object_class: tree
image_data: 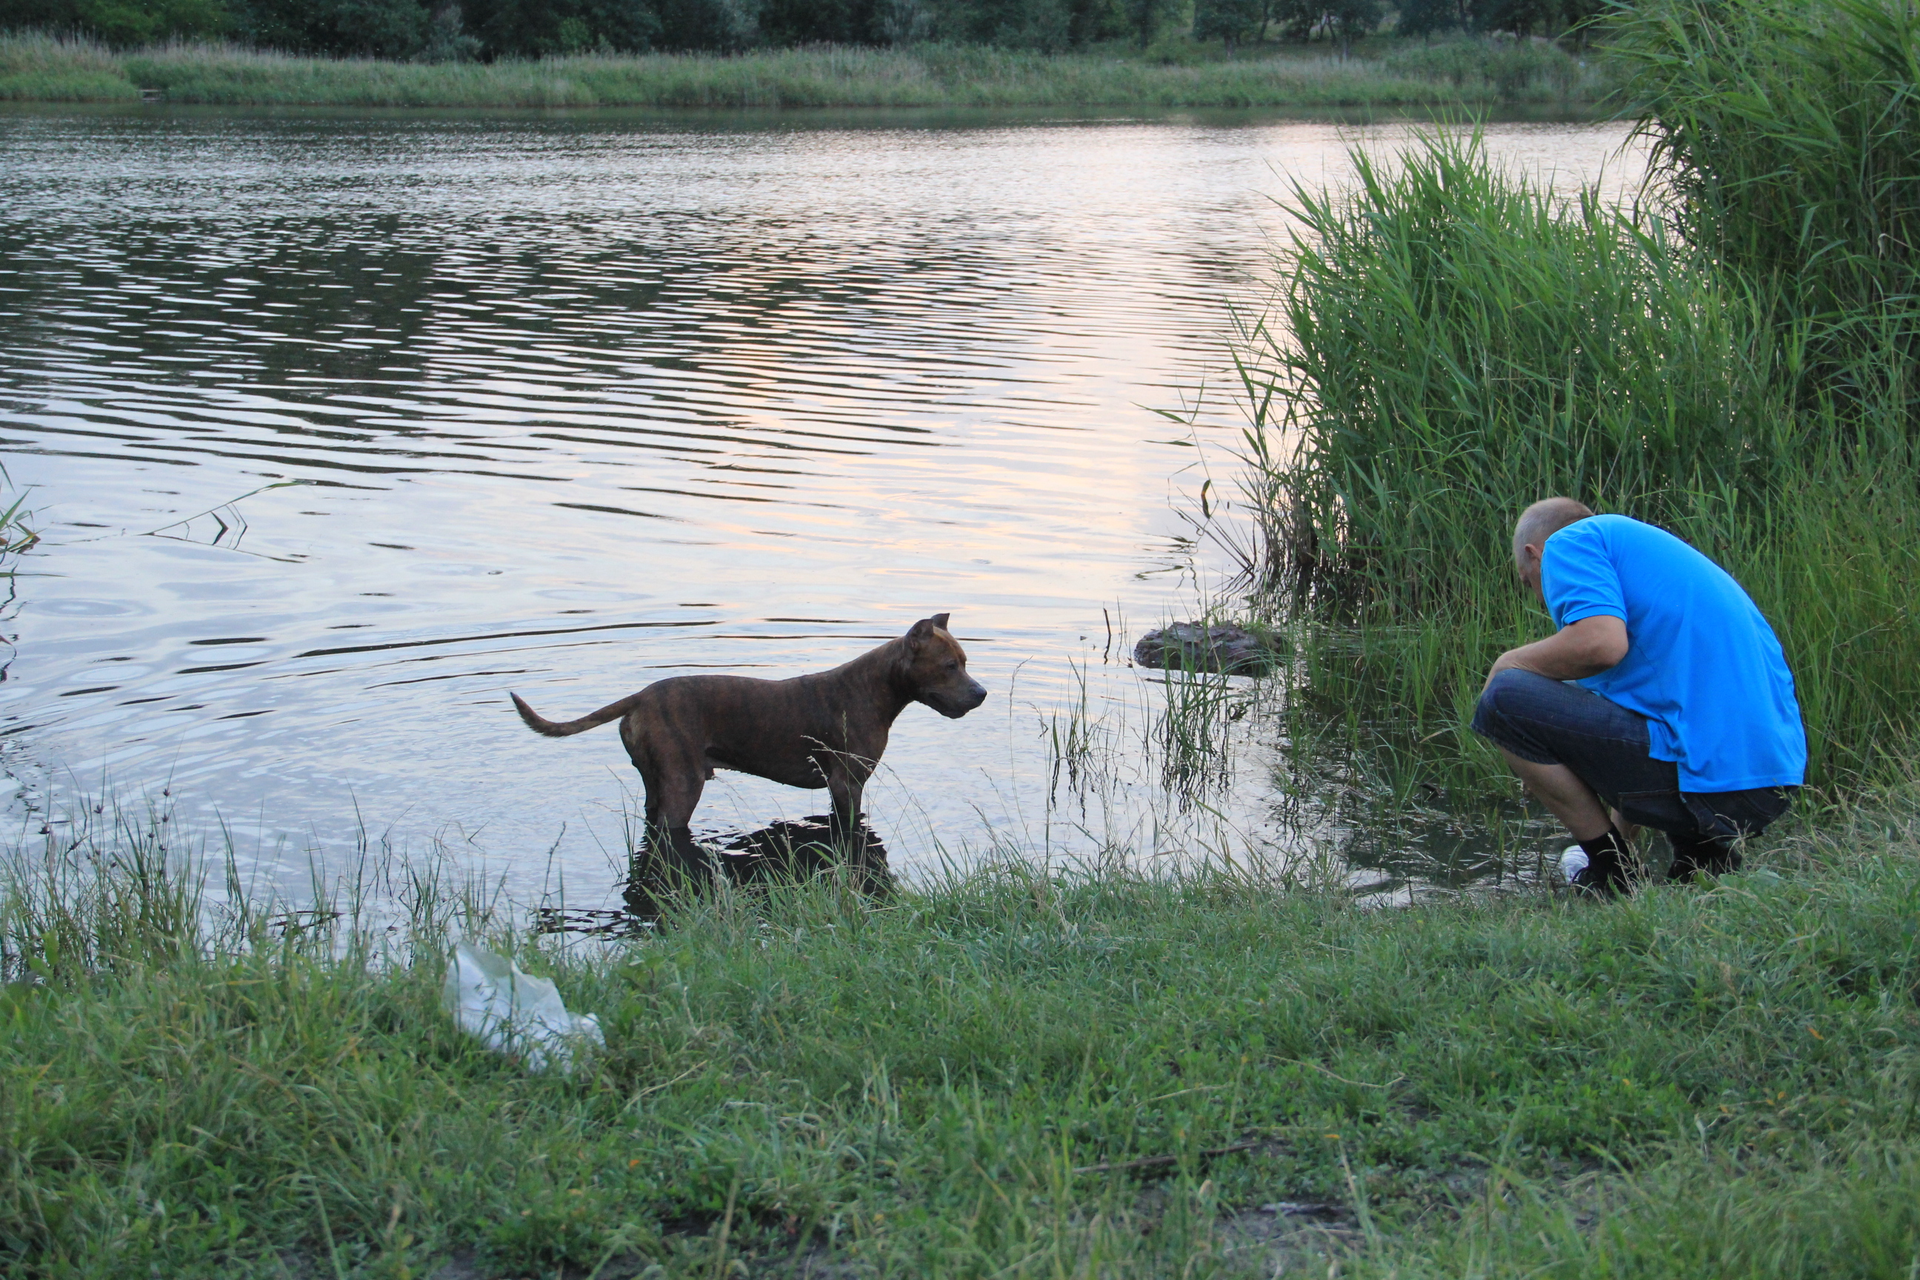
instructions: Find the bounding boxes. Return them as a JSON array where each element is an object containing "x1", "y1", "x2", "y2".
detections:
[
  {"x1": 1471, "y1": 0, "x2": 1553, "y2": 35},
  {"x1": 760, "y1": 0, "x2": 882, "y2": 45},
  {"x1": 2, "y1": 0, "x2": 231, "y2": 45},
  {"x1": 653, "y1": 0, "x2": 757, "y2": 48},
  {"x1": 1193, "y1": 0, "x2": 1266, "y2": 52},
  {"x1": 241, "y1": 0, "x2": 432, "y2": 56},
  {"x1": 1273, "y1": 0, "x2": 1380, "y2": 50},
  {"x1": 1123, "y1": 0, "x2": 1172, "y2": 46},
  {"x1": 1327, "y1": 0, "x2": 1381, "y2": 50},
  {"x1": 1395, "y1": 0, "x2": 1468, "y2": 38},
  {"x1": 460, "y1": 0, "x2": 659, "y2": 56}
]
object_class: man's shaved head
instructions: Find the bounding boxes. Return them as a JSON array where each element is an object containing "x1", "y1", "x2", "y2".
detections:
[{"x1": 1512, "y1": 497, "x2": 1594, "y2": 560}]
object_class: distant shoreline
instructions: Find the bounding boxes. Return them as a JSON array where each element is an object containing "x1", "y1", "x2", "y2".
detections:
[{"x1": 0, "y1": 31, "x2": 1614, "y2": 111}]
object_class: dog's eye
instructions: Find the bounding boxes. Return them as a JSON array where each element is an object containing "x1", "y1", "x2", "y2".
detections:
[{"x1": 946, "y1": 660, "x2": 959, "y2": 671}]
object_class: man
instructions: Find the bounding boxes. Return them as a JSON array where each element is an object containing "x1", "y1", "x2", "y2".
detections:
[{"x1": 1471, "y1": 498, "x2": 1805, "y2": 895}]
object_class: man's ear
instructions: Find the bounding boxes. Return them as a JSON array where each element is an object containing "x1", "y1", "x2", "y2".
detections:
[
  {"x1": 907, "y1": 617, "x2": 934, "y2": 651},
  {"x1": 931, "y1": 612, "x2": 951, "y2": 631}
]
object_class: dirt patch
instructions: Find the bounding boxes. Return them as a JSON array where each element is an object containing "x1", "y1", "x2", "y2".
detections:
[{"x1": 1215, "y1": 1200, "x2": 1358, "y2": 1272}]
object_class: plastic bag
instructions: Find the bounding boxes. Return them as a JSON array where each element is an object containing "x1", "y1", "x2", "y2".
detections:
[{"x1": 442, "y1": 941, "x2": 604, "y2": 1072}]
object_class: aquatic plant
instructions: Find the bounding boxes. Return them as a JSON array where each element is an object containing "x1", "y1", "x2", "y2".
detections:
[{"x1": 0, "y1": 467, "x2": 36, "y2": 567}]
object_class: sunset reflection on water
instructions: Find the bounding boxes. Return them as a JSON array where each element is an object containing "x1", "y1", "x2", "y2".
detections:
[{"x1": 0, "y1": 107, "x2": 1643, "y2": 906}]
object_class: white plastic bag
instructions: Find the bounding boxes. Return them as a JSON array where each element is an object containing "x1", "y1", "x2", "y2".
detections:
[{"x1": 442, "y1": 942, "x2": 604, "y2": 1072}]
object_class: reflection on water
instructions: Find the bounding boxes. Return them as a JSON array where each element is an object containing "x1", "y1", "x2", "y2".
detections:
[{"x1": 0, "y1": 106, "x2": 1640, "y2": 907}]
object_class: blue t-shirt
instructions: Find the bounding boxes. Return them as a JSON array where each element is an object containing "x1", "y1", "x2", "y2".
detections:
[{"x1": 1542, "y1": 514, "x2": 1805, "y2": 792}]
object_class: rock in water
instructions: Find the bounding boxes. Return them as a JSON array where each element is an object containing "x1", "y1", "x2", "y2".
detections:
[{"x1": 1133, "y1": 622, "x2": 1277, "y2": 674}]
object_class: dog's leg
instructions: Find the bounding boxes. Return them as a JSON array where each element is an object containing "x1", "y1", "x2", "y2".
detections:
[
  {"x1": 627, "y1": 744, "x2": 710, "y2": 917},
  {"x1": 650, "y1": 754, "x2": 711, "y2": 889},
  {"x1": 826, "y1": 771, "x2": 859, "y2": 837},
  {"x1": 626, "y1": 772, "x2": 676, "y2": 920},
  {"x1": 826, "y1": 768, "x2": 870, "y2": 862}
]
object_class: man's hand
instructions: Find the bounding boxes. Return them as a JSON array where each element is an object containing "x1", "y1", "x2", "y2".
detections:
[{"x1": 1485, "y1": 615, "x2": 1629, "y2": 688}]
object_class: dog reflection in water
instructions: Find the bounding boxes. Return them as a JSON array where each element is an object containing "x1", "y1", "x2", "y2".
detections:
[
  {"x1": 511, "y1": 614, "x2": 985, "y2": 918},
  {"x1": 537, "y1": 816, "x2": 893, "y2": 934},
  {"x1": 631, "y1": 814, "x2": 893, "y2": 917}
]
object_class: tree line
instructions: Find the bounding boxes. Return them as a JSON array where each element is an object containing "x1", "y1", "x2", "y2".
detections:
[{"x1": 1, "y1": 0, "x2": 1613, "y2": 60}]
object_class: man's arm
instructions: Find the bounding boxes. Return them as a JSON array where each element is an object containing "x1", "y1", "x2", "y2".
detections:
[{"x1": 1486, "y1": 615, "x2": 1628, "y2": 685}]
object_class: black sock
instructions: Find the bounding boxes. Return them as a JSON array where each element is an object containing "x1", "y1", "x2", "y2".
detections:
[
  {"x1": 1579, "y1": 827, "x2": 1630, "y2": 872},
  {"x1": 1572, "y1": 828, "x2": 1638, "y2": 892}
]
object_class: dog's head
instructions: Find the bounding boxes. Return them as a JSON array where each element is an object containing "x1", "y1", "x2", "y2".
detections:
[{"x1": 901, "y1": 613, "x2": 988, "y2": 719}]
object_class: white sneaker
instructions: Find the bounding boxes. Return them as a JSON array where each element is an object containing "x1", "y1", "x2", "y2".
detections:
[{"x1": 1559, "y1": 845, "x2": 1590, "y2": 881}]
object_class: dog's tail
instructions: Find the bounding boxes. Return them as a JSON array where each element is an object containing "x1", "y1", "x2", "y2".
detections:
[{"x1": 510, "y1": 691, "x2": 646, "y2": 738}]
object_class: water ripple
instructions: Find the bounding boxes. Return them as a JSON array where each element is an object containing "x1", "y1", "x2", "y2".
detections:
[{"x1": 0, "y1": 108, "x2": 1640, "y2": 899}]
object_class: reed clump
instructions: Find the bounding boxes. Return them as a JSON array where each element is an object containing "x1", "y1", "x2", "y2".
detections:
[
  {"x1": 1240, "y1": 0, "x2": 1920, "y2": 798},
  {"x1": 0, "y1": 29, "x2": 140, "y2": 100},
  {"x1": 1612, "y1": 0, "x2": 1920, "y2": 413}
]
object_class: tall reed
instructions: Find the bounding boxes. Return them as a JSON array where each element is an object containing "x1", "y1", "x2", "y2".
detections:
[
  {"x1": 1611, "y1": 0, "x2": 1920, "y2": 412},
  {"x1": 0, "y1": 464, "x2": 35, "y2": 565}
]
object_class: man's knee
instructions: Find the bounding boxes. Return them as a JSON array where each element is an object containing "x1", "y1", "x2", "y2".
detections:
[{"x1": 1472, "y1": 668, "x2": 1546, "y2": 742}]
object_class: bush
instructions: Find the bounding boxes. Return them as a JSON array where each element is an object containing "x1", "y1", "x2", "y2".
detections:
[{"x1": 1191, "y1": 0, "x2": 1264, "y2": 48}]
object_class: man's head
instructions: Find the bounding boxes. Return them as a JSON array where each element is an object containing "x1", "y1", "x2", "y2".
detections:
[{"x1": 1511, "y1": 497, "x2": 1594, "y2": 598}]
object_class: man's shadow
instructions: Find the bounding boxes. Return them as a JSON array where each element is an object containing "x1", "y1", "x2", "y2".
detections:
[{"x1": 623, "y1": 814, "x2": 895, "y2": 921}]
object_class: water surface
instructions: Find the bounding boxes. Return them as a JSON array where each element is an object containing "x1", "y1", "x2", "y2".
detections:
[{"x1": 0, "y1": 106, "x2": 1640, "y2": 906}]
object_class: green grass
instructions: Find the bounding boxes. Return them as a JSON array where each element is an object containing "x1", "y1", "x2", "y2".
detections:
[
  {"x1": 0, "y1": 30, "x2": 1613, "y2": 109},
  {"x1": 4, "y1": 791, "x2": 1919, "y2": 1277}
]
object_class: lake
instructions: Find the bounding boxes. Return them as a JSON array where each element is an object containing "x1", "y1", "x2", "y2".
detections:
[{"x1": 0, "y1": 105, "x2": 1641, "y2": 911}]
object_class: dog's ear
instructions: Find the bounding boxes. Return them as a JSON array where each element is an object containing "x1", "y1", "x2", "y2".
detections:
[
  {"x1": 931, "y1": 612, "x2": 951, "y2": 631},
  {"x1": 906, "y1": 617, "x2": 934, "y2": 651}
]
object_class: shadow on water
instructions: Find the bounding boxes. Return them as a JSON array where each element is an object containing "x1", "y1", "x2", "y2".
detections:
[{"x1": 538, "y1": 813, "x2": 894, "y2": 934}]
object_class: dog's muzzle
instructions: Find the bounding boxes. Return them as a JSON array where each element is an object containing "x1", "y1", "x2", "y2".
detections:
[{"x1": 929, "y1": 678, "x2": 989, "y2": 718}]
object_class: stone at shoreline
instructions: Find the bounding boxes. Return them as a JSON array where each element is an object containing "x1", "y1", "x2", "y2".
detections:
[{"x1": 1133, "y1": 622, "x2": 1278, "y2": 674}]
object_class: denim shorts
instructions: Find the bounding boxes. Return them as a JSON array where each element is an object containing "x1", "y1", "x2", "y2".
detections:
[{"x1": 1471, "y1": 669, "x2": 1793, "y2": 844}]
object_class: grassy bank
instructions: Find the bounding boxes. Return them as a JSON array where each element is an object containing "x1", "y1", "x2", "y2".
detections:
[
  {"x1": 0, "y1": 30, "x2": 1609, "y2": 109},
  {"x1": 1232, "y1": 0, "x2": 1920, "y2": 805},
  {"x1": 4, "y1": 793, "x2": 1919, "y2": 1277}
]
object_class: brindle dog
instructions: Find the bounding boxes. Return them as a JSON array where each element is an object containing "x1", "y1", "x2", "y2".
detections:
[{"x1": 511, "y1": 614, "x2": 987, "y2": 905}]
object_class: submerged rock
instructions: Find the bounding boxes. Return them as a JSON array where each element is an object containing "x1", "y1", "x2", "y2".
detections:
[{"x1": 1133, "y1": 622, "x2": 1278, "y2": 674}]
